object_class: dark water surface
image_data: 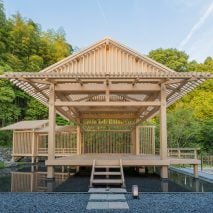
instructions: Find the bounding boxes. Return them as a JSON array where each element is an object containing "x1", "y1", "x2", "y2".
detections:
[{"x1": 0, "y1": 165, "x2": 212, "y2": 192}]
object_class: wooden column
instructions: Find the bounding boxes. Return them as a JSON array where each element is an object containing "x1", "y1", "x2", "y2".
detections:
[
  {"x1": 47, "y1": 83, "x2": 56, "y2": 179},
  {"x1": 131, "y1": 127, "x2": 136, "y2": 154},
  {"x1": 31, "y1": 130, "x2": 36, "y2": 164},
  {"x1": 152, "y1": 126, "x2": 156, "y2": 155},
  {"x1": 160, "y1": 83, "x2": 168, "y2": 179},
  {"x1": 135, "y1": 126, "x2": 140, "y2": 155},
  {"x1": 193, "y1": 164, "x2": 199, "y2": 178},
  {"x1": 12, "y1": 131, "x2": 15, "y2": 161},
  {"x1": 76, "y1": 119, "x2": 81, "y2": 155}
]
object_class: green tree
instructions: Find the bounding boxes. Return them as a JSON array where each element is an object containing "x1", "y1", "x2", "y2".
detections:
[
  {"x1": 25, "y1": 99, "x2": 48, "y2": 120},
  {"x1": 0, "y1": 80, "x2": 21, "y2": 126},
  {"x1": 148, "y1": 48, "x2": 189, "y2": 72}
]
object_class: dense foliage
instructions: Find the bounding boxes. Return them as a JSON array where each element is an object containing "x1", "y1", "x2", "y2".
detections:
[
  {"x1": 0, "y1": 1, "x2": 212, "y2": 153},
  {"x1": 148, "y1": 49, "x2": 213, "y2": 154},
  {"x1": 0, "y1": 1, "x2": 72, "y2": 127}
]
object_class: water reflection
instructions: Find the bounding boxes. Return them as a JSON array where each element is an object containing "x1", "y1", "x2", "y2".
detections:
[
  {"x1": 161, "y1": 180, "x2": 168, "y2": 192},
  {"x1": 11, "y1": 166, "x2": 70, "y2": 192},
  {"x1": 169, "y1": 170, "x2": 213, "y2": 192},
  {"x1": 1, "y1": 166, "x2": 212, "y2": 192}
]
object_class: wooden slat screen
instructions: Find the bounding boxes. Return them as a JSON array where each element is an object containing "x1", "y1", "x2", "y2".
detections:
[
  {"x1": 13, "y1": 131, "x2": 33, "y2": 155},
  {"x1": 138, "y1": 126, "x2": 155, "y2": 154},
  {"x1": 83, "y1": 130, "x2": 131, "y2": 153}
]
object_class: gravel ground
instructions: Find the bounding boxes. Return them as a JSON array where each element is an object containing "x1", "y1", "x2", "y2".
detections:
[{"x1": 0, "y1": 192, "x2": 212, "y2": 213}]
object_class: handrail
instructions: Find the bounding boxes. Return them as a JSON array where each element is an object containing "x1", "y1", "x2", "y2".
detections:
[
  {"x1": 120, "y1": 159, "x2": 126, "y2": 188},
  {"x1": 90, "y1": 159, "x2": 96, "y2": 187},
  {"x1": 168, "y1": 148, "x2": 199, "y2": 159}
]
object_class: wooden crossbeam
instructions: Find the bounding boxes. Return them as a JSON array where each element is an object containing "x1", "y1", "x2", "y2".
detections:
[
  {"x1": 136, "y1": 93, "x2": 159, "y2": 116},
  {"x1": 56, "y1": 92, "x2": 79, "y2": 116},
  {"x1": 80, "y1": 113, "x2": 137, "y2": 119},
  {"x1": 166, "y1": 79, "x2": 188, "y2": 100},
  {"x1": 55, "y1": 83, "x2": 160, "y2": 93},
  {"x1": 55, "y1": 101, "x2": 161, "y2": 107},
  {"x1": 27, "y1": 80, "x2": 49, "y2": 100}
]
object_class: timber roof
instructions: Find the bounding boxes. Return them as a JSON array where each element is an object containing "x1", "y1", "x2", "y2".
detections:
[
  {"x1": 0, "y1": 38, "x2": 212, "y2": 122},
  {"x1": 0, "y1": 120, "x2": 48, "y2": 130}
]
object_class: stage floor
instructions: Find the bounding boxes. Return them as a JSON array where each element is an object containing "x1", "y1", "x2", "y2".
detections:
[{"x1": 45, "y1": 153, "x2": 200, "y2": 166}]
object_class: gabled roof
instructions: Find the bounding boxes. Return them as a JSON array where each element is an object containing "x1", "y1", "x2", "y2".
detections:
[
  {"x1": 39, "y1": 37, "x2": 175, "y2": 75},
  {"x1": 0, "y1": 120, "x2": 48, "y2": 130},
  {"x1": 0, "y1": 38, "x2": 212, "y2": 122}
]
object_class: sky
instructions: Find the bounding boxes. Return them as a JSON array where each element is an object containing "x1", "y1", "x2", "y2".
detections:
[{"x1": 3, "y1": 0, "x2": 213, "y2": 62}]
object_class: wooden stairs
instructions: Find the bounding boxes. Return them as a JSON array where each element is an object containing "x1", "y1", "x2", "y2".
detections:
[{"x1": 90, "y1": 159, "x2": 126, "y2": 188}]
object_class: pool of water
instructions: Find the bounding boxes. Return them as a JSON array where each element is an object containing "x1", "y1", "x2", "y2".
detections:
[{"x1": 0, "y1": 165, "x2": 212, "y2": 192}]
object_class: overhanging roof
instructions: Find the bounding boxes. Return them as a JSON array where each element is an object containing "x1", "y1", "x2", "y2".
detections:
[
  {"x1": 0, "y1": 120, "x2": 48, "y2": 130},
  {"x1": 0, "y1": 38, "x2": 212, "y2": 122}
]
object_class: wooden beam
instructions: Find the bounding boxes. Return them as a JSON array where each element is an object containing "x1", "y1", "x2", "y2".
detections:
[
  {"x1": 139, "y1": 106, "x2": 160, "y2": 123},
  {"x1": 25, "y1": 80, "x2": 49, "y2": 101},
  {"x1": 136, "y1": 93, "x2": 159, "y2": 116},
  {"x1": 55, "y1": 107, "x2": 76, "y2": 121},
  {"x1": 55, "y1": 83, "x2": 160, "y2": 93},
  {"x1": 80, "y1": 113, "x2": 137, "y2": 119},
  {"x1": 79, "y1": 108, "x2": 139, "y2": 112},
  {"x1": 166, "y1": 79, "x2": 188, "y2": 100},
  {"x1": 56, "y1": 92, "x2": 79, "y2": 116},
  {"x1": 16, "y1": 77, "x2": 50, "y2": 85},
  {"x1": 55, "y1": 101, "x2": 161, "y2": 107}
]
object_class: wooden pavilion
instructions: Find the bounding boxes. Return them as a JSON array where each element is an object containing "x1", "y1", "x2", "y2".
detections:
[{"x1": 0, "y1": 38, "x2": 211, "y2": 185}]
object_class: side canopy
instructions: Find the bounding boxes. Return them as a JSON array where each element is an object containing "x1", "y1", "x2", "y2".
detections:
[{"x1": 1, "y1": 38, "x2": 211, "y2": 122}]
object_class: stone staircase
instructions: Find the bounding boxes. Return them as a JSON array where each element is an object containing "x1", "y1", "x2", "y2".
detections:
[{"x1": 90, "y1": 159, "x2": 126, "y2": 188}]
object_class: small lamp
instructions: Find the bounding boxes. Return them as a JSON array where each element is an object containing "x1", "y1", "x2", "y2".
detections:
[{"x1": 132, "y1": 185, "x2": 139, "y2": 199}]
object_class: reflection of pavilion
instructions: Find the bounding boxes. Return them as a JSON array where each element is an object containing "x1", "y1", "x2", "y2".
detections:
[
  {"x1": 11, "y1": 168, "x2": 70, "y2": 192},
  {"x1": 170, "y1": 172, "x2": 205, "y2": 192}
]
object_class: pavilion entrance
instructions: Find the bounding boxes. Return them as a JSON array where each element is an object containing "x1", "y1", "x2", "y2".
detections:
[
  {"x1": 80, "y1": 118, "x2": 155, "y2": 154},
  {"x1": 82, "y1": 130, "x2": 131, "y2": 154}
]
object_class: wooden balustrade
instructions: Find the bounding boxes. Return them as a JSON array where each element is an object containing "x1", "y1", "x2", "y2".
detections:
[{"x1": 168, "y1": 148, "x2": 199, "y2": 159}]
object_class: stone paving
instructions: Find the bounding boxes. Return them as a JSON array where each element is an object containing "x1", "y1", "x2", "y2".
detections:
[{"x1": 86, "y1": 188, "x2": 129, "y2": 210}]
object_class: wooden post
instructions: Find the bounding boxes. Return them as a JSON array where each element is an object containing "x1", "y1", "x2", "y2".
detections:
[
  {"x1": 193, "y1": 164, "x2": 198, "y2": 178},
  {"x1": 178, "y1": 149, "x2": 181, "y2": 159},
  {"x1": 47, "y1": 83, "x2": 56, "y2": 179},
  {"x1": 160, "y1": 83, "x2": 168, "y2": 179},
  {"x1": 31, "y1": 130, "x2": 36, "y2": 164},
  {"x1": 77, "y1": 119, "x2": 81, "y2": 155},
  {"x1": 152, "y1": 126, "x2": 155, "y2": 155},
  {"x1": 135, "y1": 126, "x2": 140, "y2": 155},
  {"x1": 194, "y1": 149, "x2": 197, "y2": 159},
  {"x1": 12, "y1": 131, "x2": 15, "y2": 161},
  {"x1": 131, "y1": 127, "x2": 136, "y2": 154}
]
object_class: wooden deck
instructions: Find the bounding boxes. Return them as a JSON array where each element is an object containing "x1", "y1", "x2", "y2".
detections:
[{"x1": 45, "y1": 154, "x2": 200, "y2": 167}]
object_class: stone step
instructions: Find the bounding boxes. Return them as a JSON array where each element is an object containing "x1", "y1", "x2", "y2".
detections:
[
  {"x1": 89, "y1": 194, "x2": 125, "y2": 200},
  {"x1": 92, "y1": 179, "x2": 123, "y2": 184},
  {"x1": 86, "y1": 201, "x2": 129, "y2": 210},
  {"x1": 94, "y1": 171, "x2": 121, "y2": 175},
  {"x1": 88, "y1": 188, "x2": 127, "y2": 193},
  {"x1": 95, "y1": 165, "x2": 120, "y2": 168}
]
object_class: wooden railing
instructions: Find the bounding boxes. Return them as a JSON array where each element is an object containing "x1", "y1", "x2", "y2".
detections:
[
  {"x1": 200, "y1": 155, "x2": 213, "y2": 167},
  {"x1": 168, "y1": 148, "x2": 199, "y2": 159},
  {"x1": 37, "y1": 148, "x2": 77, "y2": 155},
  {"x1": 55, "y1": 148, "x2": 77, "y2": 154}
]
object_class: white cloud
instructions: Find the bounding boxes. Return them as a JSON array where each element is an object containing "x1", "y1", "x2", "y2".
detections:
[
  {"x1": 178, "y1": 1, "x2": 213, "y2": 49},
  {"x1": 96, "y1": 0, "x2": 108, "y2": 25},
  {"x1": 187, "y1": 28, "x2": 213, "y2": 62}
]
